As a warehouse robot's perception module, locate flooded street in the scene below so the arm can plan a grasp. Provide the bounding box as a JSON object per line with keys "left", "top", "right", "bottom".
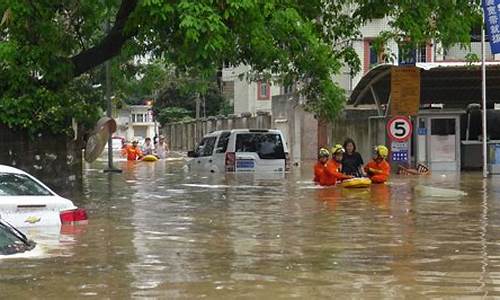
{"left": 2, "top": 159, "right": 500, "bottom": 298}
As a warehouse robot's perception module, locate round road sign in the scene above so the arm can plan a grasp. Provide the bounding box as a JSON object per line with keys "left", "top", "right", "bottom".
{"left": 387, "top": 116, "right": 412, "bottom": 142}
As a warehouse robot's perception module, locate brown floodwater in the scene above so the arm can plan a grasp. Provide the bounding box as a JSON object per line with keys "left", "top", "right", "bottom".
{"left": 1, "top": 158, "right": 500, "bottom": 299}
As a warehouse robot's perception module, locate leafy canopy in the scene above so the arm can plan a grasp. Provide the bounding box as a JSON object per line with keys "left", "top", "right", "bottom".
{"left": 0, "top": 0, "right": 483, "bottom": 133}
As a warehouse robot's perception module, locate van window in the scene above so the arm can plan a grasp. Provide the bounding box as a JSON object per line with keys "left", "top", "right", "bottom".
{"left": 215, "top": 132, "right": 231, "bottom": 153}
{"left": 196, "top": 137, "right": 217, "bottom": 157}
{"left": 235, "top": 133, "right": 285, "bottom": 159}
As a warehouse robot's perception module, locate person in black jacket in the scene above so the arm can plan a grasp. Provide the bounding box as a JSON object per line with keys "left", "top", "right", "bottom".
{"left": 341, "top": 138, "right": 365, "bottom": 177}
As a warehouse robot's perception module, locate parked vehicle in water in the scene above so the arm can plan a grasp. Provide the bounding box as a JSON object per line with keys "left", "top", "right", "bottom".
{"left": 0, "top": 219, "right": 36, "bottom": 256}
{"left": 107, "top": 136, "right": 125, "bottom": 151}
{"left": 187, "top": 129, "right": 290, "bottom": 173}
{"left": 0, "top": 165, "right": 88, "bottom": 228}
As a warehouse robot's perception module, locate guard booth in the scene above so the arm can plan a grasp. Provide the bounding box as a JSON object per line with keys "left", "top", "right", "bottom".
{"left": 349, "top": 62, "right": 500, "bottom": 172}
{"left": 414, "top": 110, "right": 463, "bottom": 171}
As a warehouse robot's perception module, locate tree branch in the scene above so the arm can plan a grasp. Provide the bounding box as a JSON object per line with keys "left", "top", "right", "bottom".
{"left": 70, "top": 0, "right": 138, "bottom": 78}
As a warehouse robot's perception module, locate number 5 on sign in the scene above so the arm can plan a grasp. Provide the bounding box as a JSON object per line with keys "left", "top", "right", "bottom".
{"left": 387, "top": 116, "right": 413, "bottom": 142}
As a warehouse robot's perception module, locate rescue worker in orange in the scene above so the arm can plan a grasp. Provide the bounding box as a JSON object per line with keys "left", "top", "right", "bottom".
{"left": 314, "top": 148, "right": 330, "bottom": 184}
{"left": 122, "top": 140, "right": 143, "bottom": 161}
{"left": 319, "top": 145, "right": 353, "bottom": 186}
{"left": 364, "top": 145, "right": 391, "bottom": 184}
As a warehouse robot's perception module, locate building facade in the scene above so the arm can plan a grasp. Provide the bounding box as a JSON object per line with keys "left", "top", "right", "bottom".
{"left": 219, "top": 17, "right": 498, "bottom": 163}
{"left": 222, "top": 65, "right": 282, "bottom": 115}
{"left": 114, "top": 105, "right": 157, "bottom": 142}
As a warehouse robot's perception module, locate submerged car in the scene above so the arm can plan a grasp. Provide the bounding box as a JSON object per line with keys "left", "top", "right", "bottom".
{"left": 187, "top": 129, "right": 290, "bottom": 173}
{"left": 0, "top": 165, "right": 88, "bottom": 228}
{"left": 0, "top": 219, "right": 36, "bottom": 256}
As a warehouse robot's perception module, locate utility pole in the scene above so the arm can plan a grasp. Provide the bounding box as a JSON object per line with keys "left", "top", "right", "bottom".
{"left": 203, "top": 95, "right": 206, "bottom": 119}
{"left": 481, "top": 12, "right": 488, "bottom": 178}
{"left": 104, "top": 20, "right": 121, "bottom": 173}
{"left": 195, "top": 93, "right": 201, "bottom": 119}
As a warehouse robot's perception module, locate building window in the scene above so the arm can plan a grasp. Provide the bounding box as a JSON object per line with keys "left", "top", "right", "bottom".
{"left": 257, "top": 81, "right": 270, "bottom": 100}
{"left": 369, "top": 42, "right": 379, "bottom": 66}
{"left": 131, "top": 113, "right": 146, "bottom": 123}
{"left": 364, "top": 39, "right": 384, "bottom": 73}
{"left": 137, "top": 114, "right": 144, "bottom": 123}
{"left": 398, "top": 44, "right": 427, "bottom": 65}
{"left": 283, "top": 84, "right": 294, "bottom": 95}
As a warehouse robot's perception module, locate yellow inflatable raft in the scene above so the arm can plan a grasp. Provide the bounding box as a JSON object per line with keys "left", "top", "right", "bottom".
{"left": 342, "top": 178, "right": 372, "bottom": 188}
{"left": 142, "top": 155, "right": 159, "bottom": 162}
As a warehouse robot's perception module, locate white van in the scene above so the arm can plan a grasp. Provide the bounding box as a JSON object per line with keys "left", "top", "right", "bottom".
{"left": 187, "top": 129, "right": 290, "bottom": 173}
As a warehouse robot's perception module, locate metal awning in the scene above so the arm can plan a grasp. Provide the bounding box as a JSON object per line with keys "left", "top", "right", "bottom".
{"left": 349, "top": 62, "right": 500, "bottom": 110}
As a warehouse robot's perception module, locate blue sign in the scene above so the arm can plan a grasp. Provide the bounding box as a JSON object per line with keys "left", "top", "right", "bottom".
{"left": 391, "top": 151, "right": 409, "bottom": 162}
{"left": 236, "top": 159, "right": 255, "bottom": 169}
{"left": 484, "top": 0, "right": 500, "bottom": 54}
{"left": 417, "top": 127, "right": 427, "bottom": 136}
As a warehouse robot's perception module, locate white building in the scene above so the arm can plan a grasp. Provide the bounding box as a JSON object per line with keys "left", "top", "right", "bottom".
{"left": 222, "top": 65, "right": 282, "bottom": 115}
{"left": 223, "top": 17, "right": 495, "bottom": 112}
{"left": 218, "top": 16, "right": 498, "bottom": 162}
{"left": 114, "top": 105, "right": 157, "bottom": 141}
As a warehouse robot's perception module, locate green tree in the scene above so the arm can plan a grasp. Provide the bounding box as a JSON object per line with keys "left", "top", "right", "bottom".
{"left": 0, "top": 0, "right": 482, "bottom": 134}
{"left": 153, "top": 74, "right": 231, "bottom": 125}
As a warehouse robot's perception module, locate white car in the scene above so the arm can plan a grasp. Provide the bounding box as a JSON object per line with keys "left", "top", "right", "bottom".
{"left": 0, "top": 165, "right": 88, "bottom": 228}
{"left": 187, "top": 129, "right": 290, "bottom": 173}
{"left": 106, "top": 136, "right": 125, "bottom": 151}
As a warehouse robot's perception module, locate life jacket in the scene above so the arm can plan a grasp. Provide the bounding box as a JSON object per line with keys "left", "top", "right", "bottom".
{"left": 364, "top": 159, "right": 390, "bottom": 183}
{"left": 319, "top": 159, "right": 351, "bottom": 186}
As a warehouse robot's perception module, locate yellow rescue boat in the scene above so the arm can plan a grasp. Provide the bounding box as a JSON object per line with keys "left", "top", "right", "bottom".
{"left": 142, "top": 155, "right": 159, "bottom": 162}
{"left": 342, "top": 178, "right": 372, "bottom": 188}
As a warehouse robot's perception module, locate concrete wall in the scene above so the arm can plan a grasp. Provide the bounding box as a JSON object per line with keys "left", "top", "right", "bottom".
{"left": 272, "top": 95, "right": 318, "bottom": 162}
{"left": 162, "top": 113, "right": 272, "bottom": 151}
{"left": 0, "top": 124, "right": 83, "bottom": 196}
{"left": 329, "top": 109, "right": 386, "bottom": 162}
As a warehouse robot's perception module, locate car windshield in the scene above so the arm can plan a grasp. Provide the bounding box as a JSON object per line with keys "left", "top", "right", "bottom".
{"left": 0, "top": 221, "right": 35, "bottom": 255}
{"left": 235, "top": 133, "right": 286, "bottom": 159}
{"left": 0, "top": 173, "right": 52, "bottom": 196}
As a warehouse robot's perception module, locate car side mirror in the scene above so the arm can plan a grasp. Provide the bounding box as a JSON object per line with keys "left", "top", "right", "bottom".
{"left": 187, "top": 150, "right": 198, "bottom": 158}
{"left": 215, "top": 147, "right": 225, "bottom": 153}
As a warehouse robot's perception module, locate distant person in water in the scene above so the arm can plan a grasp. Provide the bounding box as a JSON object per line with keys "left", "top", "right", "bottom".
{"left": 142, "top": 137, "right": 154, "bottom": 156}
{"left": 154, "top": 135, "right": 170, "bottom": 159}
{"left": 341, "top": 138, "right": 365, "bottom": 177}
{"left": 122, "top": 140, "right": 143, "bottom": 161}
{"left": 364, "top": 145, "right": 390, "bottom": 184}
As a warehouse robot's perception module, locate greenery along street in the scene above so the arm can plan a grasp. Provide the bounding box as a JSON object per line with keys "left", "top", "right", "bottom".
{"left": 0, "top": 0, "right": 482, "bottom": 135}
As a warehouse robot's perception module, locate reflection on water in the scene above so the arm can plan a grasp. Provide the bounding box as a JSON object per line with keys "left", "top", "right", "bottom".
{"left": 1, "top": 160, "right": 500, "bottom": 298}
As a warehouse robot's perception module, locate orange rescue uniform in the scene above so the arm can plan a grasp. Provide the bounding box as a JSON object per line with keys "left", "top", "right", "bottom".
{"left": 364, "top": 160, "right": 390, "bottom": 183}
{"left": 122, "top": 145, "right": 143, "bottom": 161}
{"left": 318, "top": 160, "right": 351, "bottom": 186}
{"left": 313, "top": 161, "right": 326, "bottom": 183}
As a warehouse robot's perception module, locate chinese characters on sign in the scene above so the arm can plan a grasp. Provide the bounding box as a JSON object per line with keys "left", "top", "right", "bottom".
{"left": 391, "top": 150, "right": 408, "bottom": 162}
{"left": 484, "top": 0, "right": 500, "bottom": 54}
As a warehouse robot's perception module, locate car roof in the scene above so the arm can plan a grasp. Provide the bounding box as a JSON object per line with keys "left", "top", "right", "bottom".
{"left": 0, "top": 165, "right": 27, "bottom": 174}
{"left": 206, "top": 129, "right": 283, "bottom": 136}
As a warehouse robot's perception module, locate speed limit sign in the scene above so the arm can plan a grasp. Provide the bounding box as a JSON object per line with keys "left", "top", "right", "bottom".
{"left": 387, "top": 116, "right": 413, "bottom": 142}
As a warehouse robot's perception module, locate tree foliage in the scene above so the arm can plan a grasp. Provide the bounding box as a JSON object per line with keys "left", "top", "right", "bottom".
{"left": 0, "top": 0, "right": 483, "bottom": 134}
{"left": 153, "top": 75, "right": 232, "bottom": 125}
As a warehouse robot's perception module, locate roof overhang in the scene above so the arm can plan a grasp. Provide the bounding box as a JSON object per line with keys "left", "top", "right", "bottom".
{"left": 349, "top": 62, "right": 500, "bottom": 110}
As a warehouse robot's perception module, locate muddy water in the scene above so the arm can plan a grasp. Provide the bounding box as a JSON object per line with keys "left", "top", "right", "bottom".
{"left": 1, "top": 159, "right": 500, "bottom": 299}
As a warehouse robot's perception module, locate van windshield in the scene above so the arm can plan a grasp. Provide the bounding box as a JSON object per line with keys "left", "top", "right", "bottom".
{"left": 235, "top": 133, "right": 286, "bottom": 159}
